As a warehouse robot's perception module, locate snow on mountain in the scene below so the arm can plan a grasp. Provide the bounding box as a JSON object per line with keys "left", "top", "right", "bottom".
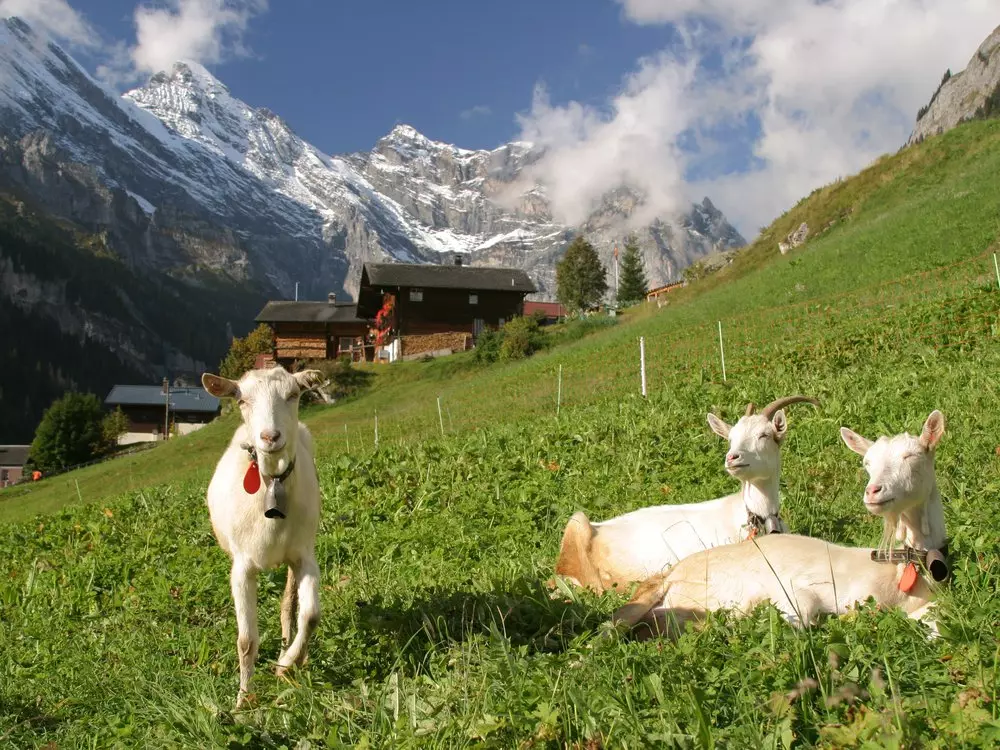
{"left": 0, "top": 16, "right": 744, "bottom": 304}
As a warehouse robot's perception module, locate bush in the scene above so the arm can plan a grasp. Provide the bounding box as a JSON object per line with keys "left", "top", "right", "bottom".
{"left": 30, "top": 392, "right": 108, "bottom": 472}
{"left": 473, "top": 316, "right": 546, "bottom": 363}
{"left": 473, "top": 328, "right": 505, "bottom": 363}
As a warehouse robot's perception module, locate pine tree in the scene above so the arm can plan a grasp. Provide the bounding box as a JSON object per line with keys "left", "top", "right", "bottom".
{"left": 616, "top": 235, "right": 648, "bottom": 304}
{"left": 556, "top": 236, "right": 608, "bottom": 312}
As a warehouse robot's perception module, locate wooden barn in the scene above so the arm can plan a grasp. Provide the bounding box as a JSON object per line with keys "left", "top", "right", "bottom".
{"left": 356, "top": 260, "right": 537, "bottom": 360}
{"left": 255, "top": 295, "right": 374, "bottom": 366}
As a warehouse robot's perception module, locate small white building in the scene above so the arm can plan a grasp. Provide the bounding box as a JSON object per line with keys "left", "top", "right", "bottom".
{"left": 104, "top": 382, "right": 220, "bottom": 445}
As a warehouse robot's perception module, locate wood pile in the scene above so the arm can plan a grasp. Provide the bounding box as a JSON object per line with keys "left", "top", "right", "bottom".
{"left": 400, "top": 332, "right": 472, "bottom": 357}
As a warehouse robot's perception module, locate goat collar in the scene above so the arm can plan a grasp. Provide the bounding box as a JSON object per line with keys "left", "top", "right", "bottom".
{"left": 870, "top": 542, "right": 951, "bottom": 588}
{"left": 745, "top": 511, "right": 783, "bottom": 540}
{"left": 241, "top": 443, "right": 296, "bottom": 520}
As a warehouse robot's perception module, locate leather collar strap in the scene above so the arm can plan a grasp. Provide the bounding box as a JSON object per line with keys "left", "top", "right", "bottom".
{"left": 746, "top": 511, "right": 783, "bottom": 540}
{"left": 870, "top": 543, "right": 951, "bottom": 584}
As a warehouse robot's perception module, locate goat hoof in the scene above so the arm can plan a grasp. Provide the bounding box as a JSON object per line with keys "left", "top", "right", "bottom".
{"left": 235, "top": 691, "right": 256, "bottom": 711}
{"left": 275, "top": 663, "right": 291, "bottom": 679}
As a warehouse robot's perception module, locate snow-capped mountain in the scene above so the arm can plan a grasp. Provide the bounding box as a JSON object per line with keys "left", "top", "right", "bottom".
{"left": 0, "top": 16, "right": 744, "bottom": 305}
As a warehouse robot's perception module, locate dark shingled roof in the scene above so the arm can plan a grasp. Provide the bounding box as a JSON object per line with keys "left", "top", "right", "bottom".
{"left": 105, "top": 385, "right": 220, "bottom": 413}
{"left": 255, "top": 301, "right": 368, "bottom": 324}
{"left": 0, "top": 445, "right": 30, "bottom": 467}
{"left": 363, "top": 262, "right": 537, "bottom": 293}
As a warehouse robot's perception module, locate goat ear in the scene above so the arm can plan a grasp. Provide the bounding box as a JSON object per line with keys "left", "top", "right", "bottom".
{"left": 202, "top": 373, "right": 239, "bottom": 399}
{"left": 707, "top": 413, "right": 731, "bottom": 439}
{"left": 840, "top": 426, "right": 872, "bottom": 456}
{"left": 919, "top": 410, "right": 945, "bottom": 450}
{"left": 293, "top": 369, "right": 325, "bottom": 393}
{"left": 772, "top": 409, "right": 788, "bottom": 442}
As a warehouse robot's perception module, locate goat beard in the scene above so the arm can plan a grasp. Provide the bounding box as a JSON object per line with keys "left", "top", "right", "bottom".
{"left": 877, "top": 513, "right": 902, "bottom": 554}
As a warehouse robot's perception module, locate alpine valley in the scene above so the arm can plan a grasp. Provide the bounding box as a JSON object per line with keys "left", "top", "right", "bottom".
{"left": 0, "top": 16, "right": 744, "bottom": 441}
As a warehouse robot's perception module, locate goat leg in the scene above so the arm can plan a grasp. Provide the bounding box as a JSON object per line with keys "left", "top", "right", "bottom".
{"left": 279, "top": 565, "right": 298, "bottom": 664}
{"left": 276, "top": 556, "right": 320, "bottom": 675}
{"left": 231, "top": 558, "right": 259, "bottom": 709}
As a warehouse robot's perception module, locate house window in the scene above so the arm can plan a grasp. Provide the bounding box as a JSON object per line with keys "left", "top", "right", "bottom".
{"left": 338, "top": 336, "right": 354, "bottom": 353}
{"left": 409, "top": 288, "right": 424, "bottom": 302}
{"left": 469, "top": 294, "right": 478, "bottom": 305}
{"left": 498, "top": 317, "right": 505, "bottom": 328}
{"left": 0, "top": 469, "right": 8, "bottom": 484}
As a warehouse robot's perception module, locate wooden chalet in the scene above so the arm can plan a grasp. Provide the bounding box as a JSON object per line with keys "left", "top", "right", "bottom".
{"left": 356, "top": 259, "right": 537, "bottom": 360}
{"left": 255, "top": 295, "right": 373, "bottom": 365}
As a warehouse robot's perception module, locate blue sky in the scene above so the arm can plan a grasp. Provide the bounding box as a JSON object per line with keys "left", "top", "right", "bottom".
{"left": 70, "top": 0, "right": 679, "bottom": 155}
{"left": 4, "top": 1, "right": 996, "bottom": 235}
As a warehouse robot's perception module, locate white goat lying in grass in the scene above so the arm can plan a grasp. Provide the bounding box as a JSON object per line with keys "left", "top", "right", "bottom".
{"left": 552, "top": 396, "right": 819, "bottom": 594}
{"left": 611, "top": 410, "right": 951, "bottom": 639}
{"left": 202, "top": 366, "right": 325, "bottom": 709}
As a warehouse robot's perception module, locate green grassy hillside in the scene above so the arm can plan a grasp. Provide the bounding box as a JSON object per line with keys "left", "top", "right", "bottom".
{"left": 2, "top": 120, "right": 1000, "bottom": 747}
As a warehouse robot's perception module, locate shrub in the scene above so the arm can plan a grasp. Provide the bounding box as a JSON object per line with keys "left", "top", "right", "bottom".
{"left": 473, "top": 328, "right": 505, "bottom": 363}
{"left": 30, "top": 392, "right": 108, "bottom": 472}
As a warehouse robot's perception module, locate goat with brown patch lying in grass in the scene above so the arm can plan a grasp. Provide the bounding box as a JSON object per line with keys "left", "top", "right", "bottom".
{"left": 552, "top": 396, "right": 819, "bottom": 594}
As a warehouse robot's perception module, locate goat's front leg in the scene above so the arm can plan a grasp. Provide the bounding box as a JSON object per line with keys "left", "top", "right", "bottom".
{"left": 231, "top": 558, "right": 259, "bottom": 709}
{"left": 276, "top": 555, "right": 320, "bottom": 676}
{"left": 278, "top": 566, "right": 298, "bottom": 664}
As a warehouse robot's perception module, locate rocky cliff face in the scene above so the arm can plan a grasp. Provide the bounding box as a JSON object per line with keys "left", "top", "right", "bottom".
{"left": 908, "top": 24, "right": 1000, "bottom": 145}
{"left": 0, "top": 17, "right": 745, "bottom": 307}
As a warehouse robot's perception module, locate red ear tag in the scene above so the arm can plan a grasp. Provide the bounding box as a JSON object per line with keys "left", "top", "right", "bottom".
{"left": 899, "top": 562, "right": 918, "bottom": 593}
{"left": 243, "top": 461, "right": 261, "bottom": 494}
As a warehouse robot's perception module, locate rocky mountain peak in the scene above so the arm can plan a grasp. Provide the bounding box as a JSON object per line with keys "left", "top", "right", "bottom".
{"left": 908, "top": 24, "right": 1000, "bottom": 146}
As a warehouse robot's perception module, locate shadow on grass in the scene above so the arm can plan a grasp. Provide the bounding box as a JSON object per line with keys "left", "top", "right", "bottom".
{"left": 316, "top": 576, "right": 617, "bottom": 685}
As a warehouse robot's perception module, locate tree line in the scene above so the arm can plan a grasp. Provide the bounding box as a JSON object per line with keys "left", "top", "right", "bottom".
{"left": 555, "top": 233, "right": 648, "bottom": 312}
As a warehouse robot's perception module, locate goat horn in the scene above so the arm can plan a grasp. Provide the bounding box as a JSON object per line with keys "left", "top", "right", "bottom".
{"left": 760, "top": 395, "right": 820, "bottom": 420}
{"left": 744, "top": 402, "right": 755, "bottom": 416}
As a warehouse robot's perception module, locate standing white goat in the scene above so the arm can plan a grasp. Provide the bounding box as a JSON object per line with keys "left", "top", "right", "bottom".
{"left": 201, "top": 366, "right": 325, "bottom": 709}
{"left": 612, "top": 410, "right": 950, "bottom": 639}
{"left": 552, "top": 396, "right": 819, "bottom": 594}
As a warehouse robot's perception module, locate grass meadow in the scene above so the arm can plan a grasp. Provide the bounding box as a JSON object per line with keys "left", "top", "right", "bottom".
{"left": 3, "top": 121, "right": 1000, "bottom": 747}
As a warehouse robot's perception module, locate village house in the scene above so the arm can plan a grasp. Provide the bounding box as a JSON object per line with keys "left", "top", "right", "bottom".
{"left": 0, "top": 445, "right": 29, "bottom": 487}
{"left": 523, "top": 300, "right": 566, "bottom": 325}
{"left": 104, "top": 382, "right": 220, "bottom": 445}
{"left": 255, "top": 295, "right": 372, "bottom": 368}
{"left": 356, "top": 259, "right": 537, "bottom": 361}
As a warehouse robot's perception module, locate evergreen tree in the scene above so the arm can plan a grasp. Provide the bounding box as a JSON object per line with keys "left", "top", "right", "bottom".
{"left": 617, "top": 235, "right": 648, "bottom": 304}
{"left": 556, "top": 236, "right": 608, "bottom": 312}
{"left": 29, "top": 392, "right": 107, "bottom": 472}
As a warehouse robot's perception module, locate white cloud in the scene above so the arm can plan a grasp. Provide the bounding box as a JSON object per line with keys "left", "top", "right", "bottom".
{"left": 519, "top": 0, "right": 999, "bottom": 236}
{"left": 130, "top": 0, "right": 267, "bottom": 75}
{"left": 460, "top": 104, "right": 492, "bottom": 120}
{"left": 0, "top": 0, "right": 95, "bottom": 47}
